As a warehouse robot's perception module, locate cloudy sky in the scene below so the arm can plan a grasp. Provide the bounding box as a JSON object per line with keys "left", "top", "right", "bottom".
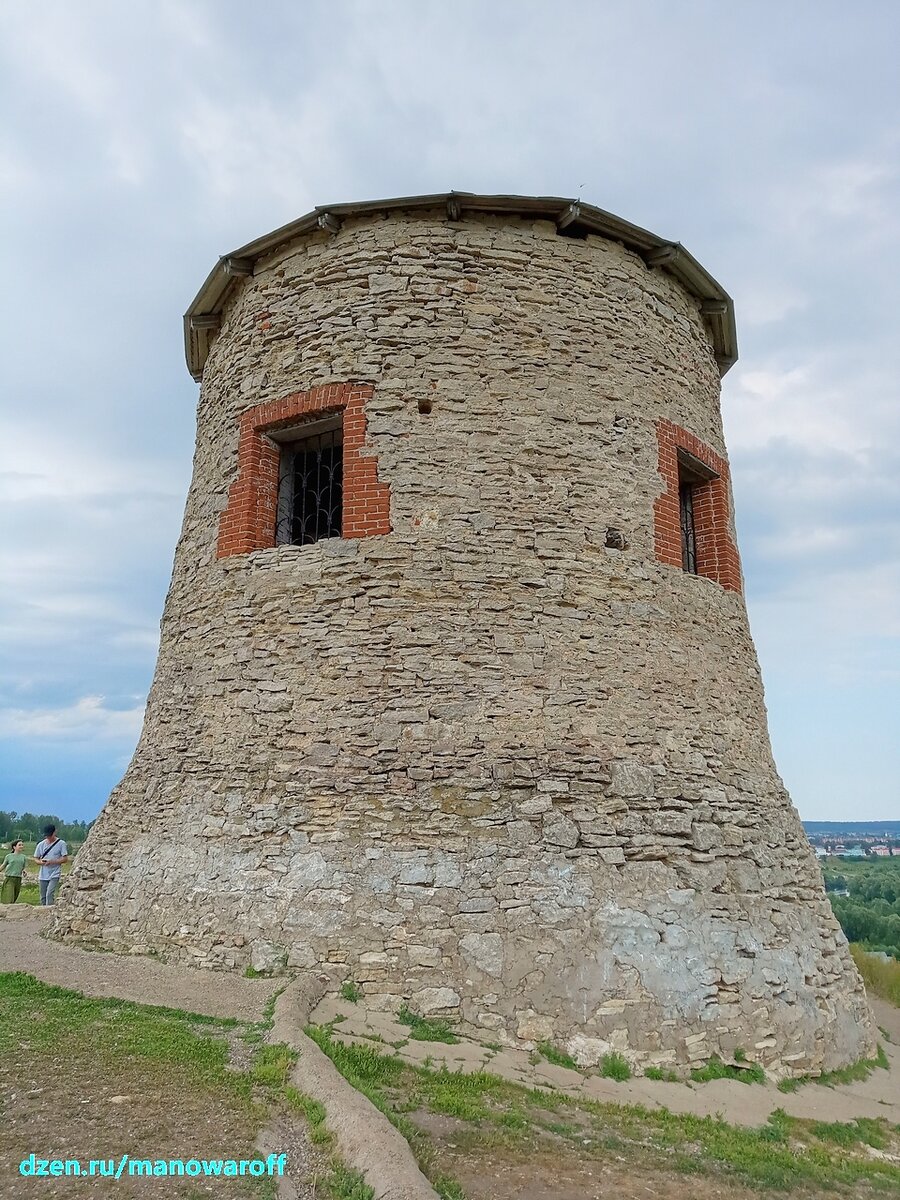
{"left": 1, "top": 0, "right": 897, "bottom": 824}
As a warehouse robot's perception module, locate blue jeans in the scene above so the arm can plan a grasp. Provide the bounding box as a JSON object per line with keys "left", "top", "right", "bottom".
{"left": 39, "top": 877, "right": 60, "bottom": 905}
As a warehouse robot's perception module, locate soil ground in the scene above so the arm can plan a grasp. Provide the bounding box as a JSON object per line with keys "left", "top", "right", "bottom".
{"left": 305, "top": 984, "right": 900, "bottom": 1198}
{"left": 0, "top": 910, "right": 324, "bottom": 1199}
{"left": 423, "top": 1135, "right": 789, "bottom": 1200}
{"left": 3, "top": 906, "right": 899, "bottom": 1200}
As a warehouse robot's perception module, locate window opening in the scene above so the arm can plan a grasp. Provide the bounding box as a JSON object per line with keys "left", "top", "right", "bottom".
{"left": 679, "top": 479, "right": 697, "bottom": 574}
{"left": 275, "top": 417, "right": 343, "bottom": 546}
{"left": 676, "top": 447, "right": 718, "bottom": 577}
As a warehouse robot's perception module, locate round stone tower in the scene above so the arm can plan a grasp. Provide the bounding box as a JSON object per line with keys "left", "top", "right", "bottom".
{"left": 55, "top": 193, "right": 874, "bottom": 1076}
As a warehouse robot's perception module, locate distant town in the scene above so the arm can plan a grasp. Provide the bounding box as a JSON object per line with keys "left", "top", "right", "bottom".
{"left": 804, "top": 820, "right": 900, "bottom": 859}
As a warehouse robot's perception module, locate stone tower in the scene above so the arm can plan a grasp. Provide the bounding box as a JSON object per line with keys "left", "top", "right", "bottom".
{"left": 55, "top": 193, "right": 874, "bottom": 1076}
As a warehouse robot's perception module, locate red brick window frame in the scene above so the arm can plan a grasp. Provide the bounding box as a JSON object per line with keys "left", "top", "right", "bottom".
{"left": 216, "top": 383, "right": 390, "bottom": 559}
{"left": 653, "top": 419, "right": 741, "bottom": 593}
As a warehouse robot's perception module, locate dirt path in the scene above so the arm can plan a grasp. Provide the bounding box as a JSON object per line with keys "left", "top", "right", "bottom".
{"left": 0, "top": 909, "right": 326, "bottom": 1199}
{"left": 3, "top": 907, "right": 898, "bottom": 1130}
{"left": 3, "top": 906, "right": 898, "bottom": 1200}
{"left": 0, "top": 908, "right": 277, "bottom": 1021}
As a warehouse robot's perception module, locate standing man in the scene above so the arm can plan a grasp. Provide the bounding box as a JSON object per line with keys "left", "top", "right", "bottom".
{"left": 34, "top": 824, "right": 68, "bottom": 906}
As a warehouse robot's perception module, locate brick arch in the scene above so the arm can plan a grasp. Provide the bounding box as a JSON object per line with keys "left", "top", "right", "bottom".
{"left": 216, "top": 382, "right": 391, "bottom": 559}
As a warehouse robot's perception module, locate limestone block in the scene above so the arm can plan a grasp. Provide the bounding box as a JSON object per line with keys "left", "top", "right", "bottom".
{"left": 608, "top": 762, "right": 655, "bottom": 797}
{"left": 568, "top": 1034, "right": 613, "bottom": 1067}
{"left": 414, "top": 986, "right": 460, "bottom": 1014}
{"left": 398, "top": 862, "right": 434, "bottom": 886}
{"left": 517, "top": 794, "right": 552, "bottom": 816}
{"left": 692, "top": 821, "right": 723, "bottom": 851}
{"left": 459, "top": 932, "right": 504, "bottom": 978}
{"left": 250, "top": 940, "right": 285, "bottom": 972}
{"left": 543, "top": 813, "right": 579, "bottom": 848}
{"left": 515, "top": 1010, "right": 555, "bottom": 1044}
{"left": 408, "top": 945, "right": 442, "bottom": 968}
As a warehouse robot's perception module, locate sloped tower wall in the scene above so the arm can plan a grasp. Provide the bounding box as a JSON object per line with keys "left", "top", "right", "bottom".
{"left": 54, "top": 205, "right": 874, "bottom": 1076}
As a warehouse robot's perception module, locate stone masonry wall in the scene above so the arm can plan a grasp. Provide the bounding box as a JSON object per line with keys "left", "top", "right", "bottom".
{"left": 53, "top": 210, "right": 874, "bottom": 1077}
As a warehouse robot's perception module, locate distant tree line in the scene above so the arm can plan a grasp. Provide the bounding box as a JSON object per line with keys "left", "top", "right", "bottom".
{"left": 824, "top": 858, "right": 900, "bottom": 960}
{"left": 0, "top": 811, "right": 92, "bottom": 845}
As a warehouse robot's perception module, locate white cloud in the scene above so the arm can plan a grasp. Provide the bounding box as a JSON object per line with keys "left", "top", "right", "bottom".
{"left": 724, "top": 362, "right": 875, "bottom": 458}
{"left": 813, "top": 155, "right": 898, "bottom": 224}
{"left": 0, "top": 140, "right": 38, "bottom": 198}
{"left": 0, "top": 420, "right": 184, "bottom": 503}
{"left": 177, "top": 94, "right": 329, "bottom": 212}
{"left": 1, "top": 0, "right": 899, "bottom": 818}
{"left": 749, "top": 556, "right": 900, "bottom": 683}
{"left": 0, "top": 696, "right": 145, "bottom": 741}
{"left": 756, "top": 524, "right": 853, "bottom": 561}
{"left": 736, "top": 280, "right": 808, "bottom": 327}
{"left": 0, "top": 4, "right": 115, "bottom": 116}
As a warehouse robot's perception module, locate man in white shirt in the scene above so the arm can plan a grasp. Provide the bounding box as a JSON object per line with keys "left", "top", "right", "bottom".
{"left": 34, "top": 823, "right": 68, "bottom": 906}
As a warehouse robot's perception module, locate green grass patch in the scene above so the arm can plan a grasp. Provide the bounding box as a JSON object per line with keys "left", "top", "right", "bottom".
{"left": 644, "top": 1066, "right": 679, "bottom": 1082}
{"left": 808, "top": 1117, "right": 887, "bottom": 1149}
{"left": 776, "top": 1076, "right": 804, "bottom": 1094}
{"left": 306, "top": 1021, "right": 900, "bottom": 1195}
{"left": 0, "top": 970, "right": 243, "bottom": 1087}
{"left": 433, "top": 1178, "right": 466, "bottom": 1200}
{"left": 250, "top": 1042, "right": 377, "bottom": 1191}
{"left": 284, "top": 1086, "right": 332, "bottom": 1146}
{"left": 689, "top": 1054, "right": 765, "bottom": 1084}
{"left": 852, "top": 943, "right": 900, "bottom": 1004}
{"left": 0, "top": 972, "right": 378, "bottom": 1200}
{"left": 340, "top": 980, "right": 362, "bottom": 1003}
{"left": 779, "top": 1043, "right": 890, "bottom": 1092}
{"left": 599, "top": 1052, "right": 631, "bottom": 1081}
{"left": 536, "top": 1040, "right": 578, "bottom": 1070}
{"left": 249, "top": 1042, "right": 297, "bottom": 1089}
{"left": 397, "top": 1005, "right": 459, "bottom": 1044}
{"left": 322, "top": 1162, "right": 375, "bottom": 1199}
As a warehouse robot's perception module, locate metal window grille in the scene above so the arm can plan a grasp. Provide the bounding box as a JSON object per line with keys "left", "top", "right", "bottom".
{"left": 275, "top": 422, "right": 343, "bottom": 546}
{"left": 679, "top": 481, "right": 697, "bottom": 574}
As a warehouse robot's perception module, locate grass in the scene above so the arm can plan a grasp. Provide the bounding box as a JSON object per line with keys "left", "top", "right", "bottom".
{"left": 396, "top": 1005, "right": 459, "bottom": 1044}
{"left": 689, "top": 1054, "right": 766, "bottom": 1085}
{"left": 0, "top": 972, "right": 374, "bottom": 1200}
{"left": 808, "top": 1117, "right": 888, "bottom": 1149}
{"left": 432, "top": 1179, "right": 466, "bottom": 1200}
{"left": 599, "top": 1051, "right": 631, "bottom": 1081}
{"left": 321, "top": 1163, "right": 375, "bottom": 1199}
{"left": 249, "top": 1041, "right": 297, "bottom": 1088}
{"left": 340, "top": 980, "right": 362, "bottom": 1003}
{"left": 852, "top": 942, "right": 900, "bottom": 1006}
{"left": 644, "top": 1066, "right": 679, "bottom": 1082}
{"left": 247, "top": 1042, "right": 373, "bottom": 1194}
{"left": 535, "top": 1040, "right": 578, "bottom": 1070}
{"left": 778, "top": 1043, "right": 889, "bottom": 1092}
{"left": 306, "top": 1022, "right": 900, "bottom": 1196}
{"left": 0, "top": 970, "right": 245, "bottom": 1085}
{"left": 0, "top": 971, "right": 265, "bottom": 1194}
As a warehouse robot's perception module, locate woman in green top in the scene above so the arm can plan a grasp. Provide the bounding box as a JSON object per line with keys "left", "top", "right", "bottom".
{"left": 2, "top": 840, "right": 27, "bottom": 903}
